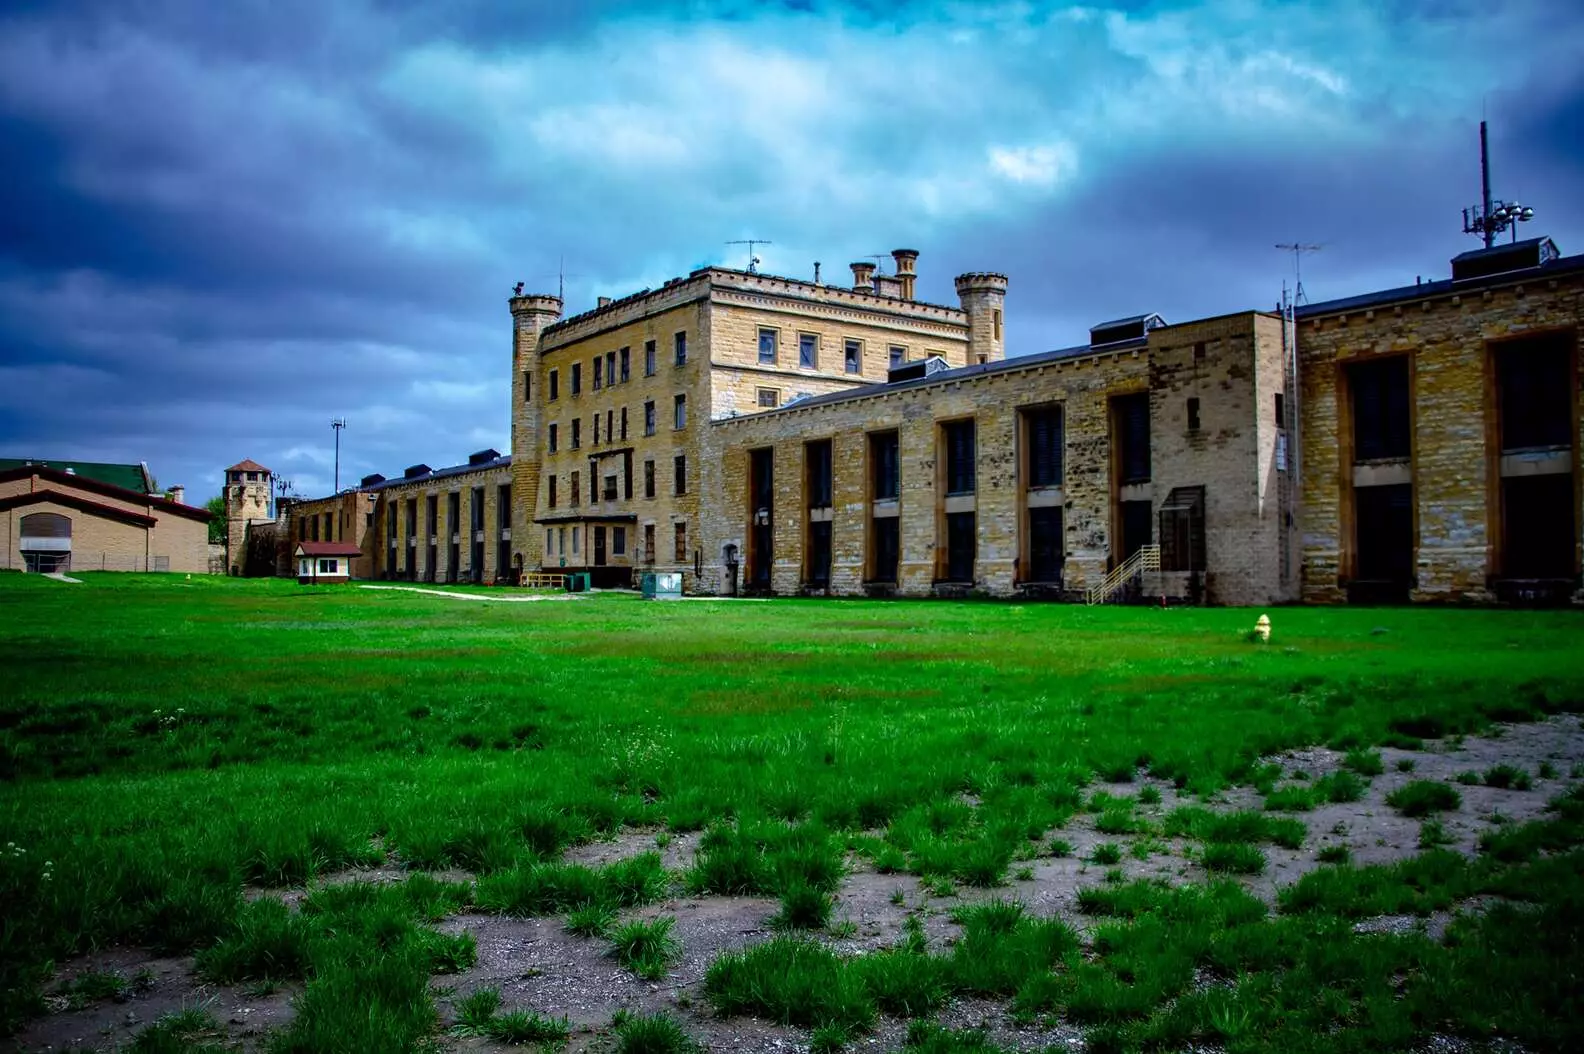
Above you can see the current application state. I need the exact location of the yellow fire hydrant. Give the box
[1255,614,1271,643]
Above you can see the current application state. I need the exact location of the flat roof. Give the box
[1296,247,1584,319]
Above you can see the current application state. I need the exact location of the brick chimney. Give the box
[850,261,876,292]
[892,249,918,301]
[169,484,186,505]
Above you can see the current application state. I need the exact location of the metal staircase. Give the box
[1086,545,1160,605]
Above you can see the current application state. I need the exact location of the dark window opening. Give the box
[644,401,655,436]
[1187,397,1201,432]
[799,334,816,368]
[1027,507,1063,582]
[593,356,602,390]
[571,362,582,395]
[808,520,832,587]
[644,460,655,499]
[549,370,559,401]
[644,523,656,564]
[1353,483,1413,587]
[1158,486,1206,572]
[749,448,774,589]
[759,328,777,364]
[645,340,656,376]
[1348,356,1410,461]
[603,475,618,501]
[674,522,687,562]
[871,518,900,584]
[1497,335,1573,451]
[571,418,581,449]
[674,455,687,495]
[943,420,976,496]
[548,423,558,453]
[1274,392,1285,430]
[807,440,833,508]
[548,475,558,508]
[1025,407,1063,488]
[945,511,975,582]
[1119,499,1152,562]
[844,339,861,374]
[1502,474,1575,578]
[1114,393,1151,484]
[871,431,900,501]
[674,331,687,366]
[594,525,606,566]
[620,346,630,382]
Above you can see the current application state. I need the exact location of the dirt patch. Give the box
[13,947,296,1053]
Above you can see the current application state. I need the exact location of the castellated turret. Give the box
[955,272,1009,364]
[508,292,563,575]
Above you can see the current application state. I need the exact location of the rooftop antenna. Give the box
[527,256,585,301]
[1461,120,1535,247]
[331,418,347,493]
[1275,243,1322,305]
[864,253,888,273]
[272,475,294,519]
[726,239,772,273]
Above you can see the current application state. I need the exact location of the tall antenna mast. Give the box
[331,418,347,493]
[1275,243,1322,305]
[726,239,772,273]
[1462,121,1535,246]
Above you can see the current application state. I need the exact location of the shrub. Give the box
[1050,839,1074,858]
[1418,819,1453,849]
[851,949,949,1017]
[603,852,671,906]
[1385,781,1461,818]
[1317,844,1351,865]
[1456,770,1481,786]
[1137,786,1162,806]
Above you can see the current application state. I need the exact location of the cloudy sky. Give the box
[2,0,1580,501]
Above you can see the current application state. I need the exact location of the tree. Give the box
[205,495,228,545]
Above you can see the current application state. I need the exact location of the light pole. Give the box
[331,418,347,492]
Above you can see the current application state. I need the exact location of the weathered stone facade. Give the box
[232,238,1583,604]
[1298,254,1583,603]
[699,310,1299,606]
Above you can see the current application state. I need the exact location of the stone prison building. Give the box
[264,237,1583,605]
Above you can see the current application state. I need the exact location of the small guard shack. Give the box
[295,541,363,584]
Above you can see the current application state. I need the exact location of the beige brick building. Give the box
[1,461,212,574]
[235,236,1581,604]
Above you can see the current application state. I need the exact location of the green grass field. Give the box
[3,573,1583,1052]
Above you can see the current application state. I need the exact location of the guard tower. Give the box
[223,459,272,575]
[955,272,1009,365]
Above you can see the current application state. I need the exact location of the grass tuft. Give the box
[1385,780,1462,818]
[613,1010,699,1054]
[609,916,679,980]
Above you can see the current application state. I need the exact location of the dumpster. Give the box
[566,572,591,593]
[641,572,683,600]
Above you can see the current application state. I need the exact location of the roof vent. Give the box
[1090,313,1166,348]
[1451,236,1559,282]
[403,464,431,479]
[887,355,953,384]
[360,473,387,487]
[467,448,501,466]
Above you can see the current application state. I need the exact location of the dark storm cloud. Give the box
[0,0,1580,498]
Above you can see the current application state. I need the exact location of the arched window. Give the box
[20,512,71,573]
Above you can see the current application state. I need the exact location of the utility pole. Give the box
[331,418,347,493]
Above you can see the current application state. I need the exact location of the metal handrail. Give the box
[1086,544,1160,605]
